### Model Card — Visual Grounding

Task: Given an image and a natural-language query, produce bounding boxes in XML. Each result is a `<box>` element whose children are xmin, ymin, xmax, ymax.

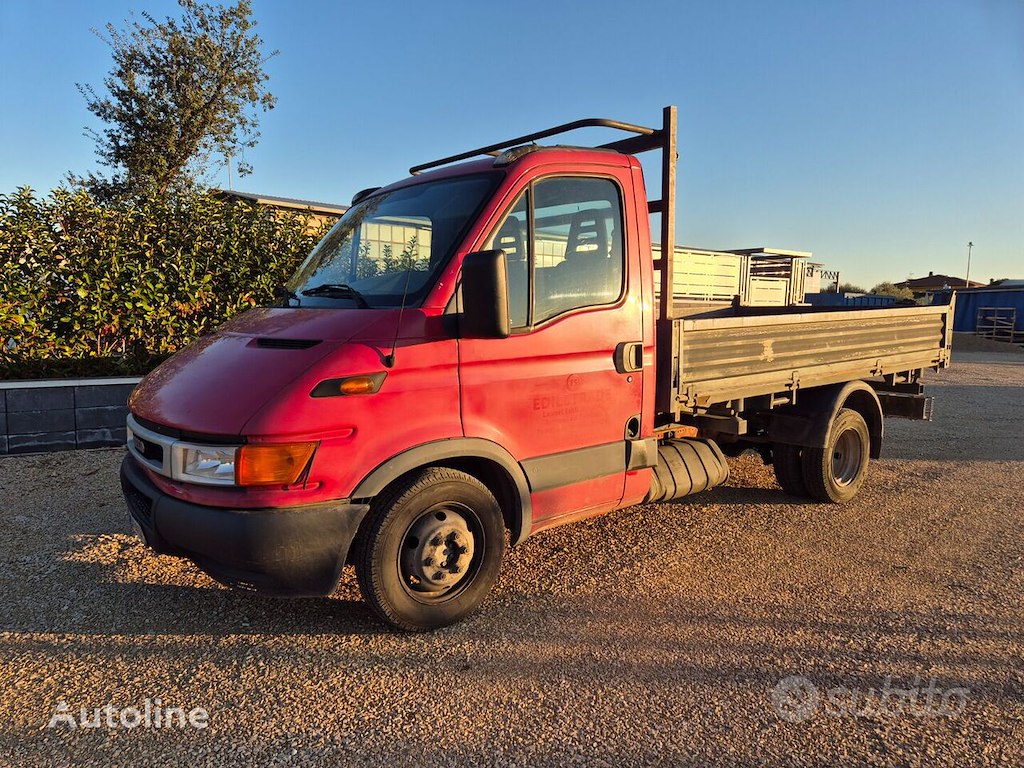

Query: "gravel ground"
<box><xmin>1</xmin><ymin>351</ymin><xmax>1022</xmax><ymax>767</ymax></box>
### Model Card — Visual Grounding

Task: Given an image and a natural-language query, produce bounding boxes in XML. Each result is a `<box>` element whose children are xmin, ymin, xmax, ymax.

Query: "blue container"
<box><xmin>805</xmin><ymin>292</ymin><xmax>898</xmax><ymax>308</ymax></box>
<box><xmin>931</xmin><ymin>288</ymin><xmax>1024</xmax><ymax>333</ymax></box>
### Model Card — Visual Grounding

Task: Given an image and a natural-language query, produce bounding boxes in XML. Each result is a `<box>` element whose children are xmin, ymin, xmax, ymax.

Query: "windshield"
<box><xmin>286</xmin><ymin>173</ymin><xmax>499</xmax><ymax>308</ymax></box>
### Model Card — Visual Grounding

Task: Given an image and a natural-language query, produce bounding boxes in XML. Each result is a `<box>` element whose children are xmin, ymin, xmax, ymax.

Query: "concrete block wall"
<box><xmin>0</xmin><ymin>377</ymin><xmax>141</xmax><ymax>455</ymax></box>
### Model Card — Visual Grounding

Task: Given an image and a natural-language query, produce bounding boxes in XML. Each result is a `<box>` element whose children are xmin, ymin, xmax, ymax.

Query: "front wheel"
<box><xmin>355</xmin><ymin>467</ymin><xmax>505</xmax><ymax>631</ymax></box>
<box><xmin>801</xmin><ymin>408</ymin><xmax>871</xmax><ymax>503</ymax></box>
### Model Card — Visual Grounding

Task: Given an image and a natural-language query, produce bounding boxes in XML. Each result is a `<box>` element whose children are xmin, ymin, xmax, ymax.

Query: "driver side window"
<box><xmin>485</xmin><ymin>177</ymin><xmax>624</xmax><ymax>329</ymax></box>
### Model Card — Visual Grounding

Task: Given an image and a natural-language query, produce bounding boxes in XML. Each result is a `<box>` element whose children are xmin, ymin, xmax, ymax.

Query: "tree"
<box><xmin>76</xmin><ymin>0</ymin><xmax>277</xmax><ymax>198</ymax></box>
<box><xmin>831</xmin><ymin>282</ymin><xmax>868</xmax><ymax>294</ymax></box>
<box><xmin>870</xmin><ymin>282</ymin><xmax>915</xmax><ymax>301</ymax></box>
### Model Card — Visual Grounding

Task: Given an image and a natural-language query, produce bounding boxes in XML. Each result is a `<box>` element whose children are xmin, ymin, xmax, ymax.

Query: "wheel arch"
<box><xmin>769</xmin><ymin>380</ymin><xmax>884</xmax><ymax>459</ymax></box>
<box><xmin>349</xmin><ymin>439</ymin><xmax>532</xmax><ymax>546</ymax></box>
<box><xmin>838</xmin><ymin>385</ymin><xmax>884</xmax><ymax>459</ymax></box>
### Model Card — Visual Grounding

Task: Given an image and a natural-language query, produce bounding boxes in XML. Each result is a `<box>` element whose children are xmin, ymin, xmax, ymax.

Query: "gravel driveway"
<box><xmin>1</xmin><ymin>350</ymin><xmax>1022</xmax><ymax>767</ymax></box>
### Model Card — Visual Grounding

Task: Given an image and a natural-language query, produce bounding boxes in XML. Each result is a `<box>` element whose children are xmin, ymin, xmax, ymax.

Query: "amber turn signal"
<box><xmin>236</xmin><ymin>442</ymin><xmax>317</xmax><ymax>486</ymax></box>
<box><xmin>339</xmin><ymin>376</ymin><xmax>379</xmax><ymax>395</ymax></box>
<box><xmin>310</xmin><ymin>372</ymin><xmax>387</xmax><ymax>398</ymax></box>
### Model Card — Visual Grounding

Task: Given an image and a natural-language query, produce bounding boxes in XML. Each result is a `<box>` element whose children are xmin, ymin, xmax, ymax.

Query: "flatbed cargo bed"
<box><xmin>662</xmin><ymin>302</ymin><xmax>954</xmax><ymax>415</ymax></box>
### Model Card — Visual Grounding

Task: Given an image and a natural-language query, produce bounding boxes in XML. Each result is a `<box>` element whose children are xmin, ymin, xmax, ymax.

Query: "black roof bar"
<box><xmin>409</xmin><ymin>117</ymin><xmax>660</xmax><ymax>175</ymax></box>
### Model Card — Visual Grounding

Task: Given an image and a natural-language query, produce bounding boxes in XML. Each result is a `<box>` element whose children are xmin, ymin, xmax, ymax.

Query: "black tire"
<box><xmin>800</xmin><ymin>408</ymin><xmax>870</xmax><ymax>503</ymax></box>
<box><xmin>772</xmin><ymin>443</ymin><xmax>807</xmax><ymax>497</ymax></box>
<box><xmin>355</xmin><ymin>467</ymin><xmax>505</xmax><ymax>631</ymax></box>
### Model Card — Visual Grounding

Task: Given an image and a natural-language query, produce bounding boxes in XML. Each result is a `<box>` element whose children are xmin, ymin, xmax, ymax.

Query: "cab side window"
<box><xmin>484</xmin><ymin>176</ymin><xmax>623</xmax><ymax>329</ymax></box>
<box><xmin>533</xmin><ymin>177</ymin><xmax>623</xmax><ymax>323</ymax></box>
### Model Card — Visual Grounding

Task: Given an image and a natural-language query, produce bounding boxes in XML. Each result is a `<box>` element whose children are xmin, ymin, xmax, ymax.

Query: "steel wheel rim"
<box><xmin>832</xmin><ymin>428</ymin><xmax>863</xmax><ymax>486</ymax></box>
<box><xmin>398</xmin><ymin>501</ymin><xmax>484</xmax><ymax>603</ymax></box>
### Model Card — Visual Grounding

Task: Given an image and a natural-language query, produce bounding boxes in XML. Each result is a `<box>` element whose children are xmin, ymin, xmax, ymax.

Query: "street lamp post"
<box><xmin>965</xmin><ymin>241</ymin><xmax>973</xmax><ymax>287</ymax></box>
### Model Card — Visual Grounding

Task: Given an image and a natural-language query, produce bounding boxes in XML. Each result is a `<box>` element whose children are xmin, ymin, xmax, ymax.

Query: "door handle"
<box><xmin>614</xmin><ymin>341</ymin><xmax>643</xmax><ymax>374</ymax></box>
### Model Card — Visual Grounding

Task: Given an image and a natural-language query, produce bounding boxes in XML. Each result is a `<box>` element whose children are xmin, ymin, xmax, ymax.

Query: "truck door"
<box><xmin>458</xmin><ymin>173</ymin><xmax>645</xmax><ymax>527</ymax></box>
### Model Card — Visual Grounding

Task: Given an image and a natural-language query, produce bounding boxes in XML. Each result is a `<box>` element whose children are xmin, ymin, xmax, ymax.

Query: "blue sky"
<box><xmin>1</xmin><ymin>0</ymin><xmax>1021</xmax><ymax>288</ymax></box>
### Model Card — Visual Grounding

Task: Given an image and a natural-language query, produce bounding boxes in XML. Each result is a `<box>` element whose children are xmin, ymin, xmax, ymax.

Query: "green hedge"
<box><xmin>0</xmin><ymin>187</ymin><xmax>335</xmax><ymax>379</ymax></box>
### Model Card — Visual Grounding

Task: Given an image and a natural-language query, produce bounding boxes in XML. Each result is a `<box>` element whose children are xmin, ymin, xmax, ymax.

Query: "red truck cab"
<box><xmin>121</xmin><ymin>116</ymin><xmax>667</xmax><ymax>630</ymax></box>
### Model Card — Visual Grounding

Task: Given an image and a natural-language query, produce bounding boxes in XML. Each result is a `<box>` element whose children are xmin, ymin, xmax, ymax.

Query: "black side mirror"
<box><xmin>460</xmin><ymin>249</ymin><xmax>511</xmax><ymax>339</ymax></box>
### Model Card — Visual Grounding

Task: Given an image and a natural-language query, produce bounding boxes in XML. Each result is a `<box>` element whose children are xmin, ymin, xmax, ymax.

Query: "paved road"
<box><xmin>1</xmin><ymin>351</ymin><xmax>1021</xmax><ymax>766</ymax></box>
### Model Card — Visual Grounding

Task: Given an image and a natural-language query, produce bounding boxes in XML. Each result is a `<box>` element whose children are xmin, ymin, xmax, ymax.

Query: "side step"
<box><xmin>646</xmin><ymin>438</ymin><xmax>730</xmax><ymax>503</ymax></box>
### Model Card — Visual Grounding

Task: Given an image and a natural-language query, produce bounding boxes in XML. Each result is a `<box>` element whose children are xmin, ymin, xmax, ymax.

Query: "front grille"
<box><xmin>131</xmin><ymin>415</ymin><xmax>243</xmax><ymax>446</ymax></box>
<box><xmin>133</xmin><ymin>435</ymin><xmax>163</xmax><ymax>464</ymax></box>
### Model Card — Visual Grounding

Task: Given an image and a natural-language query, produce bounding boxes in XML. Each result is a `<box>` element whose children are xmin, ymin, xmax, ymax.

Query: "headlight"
<box><xmin>166</xmin><ymin>440</ymin><xmax>317</xmax><ymax>487</ymax></box>
<box><xmin>173</xmin><ymin>444</ymin><xmax>239</xmax><ymax>485</ymax></box>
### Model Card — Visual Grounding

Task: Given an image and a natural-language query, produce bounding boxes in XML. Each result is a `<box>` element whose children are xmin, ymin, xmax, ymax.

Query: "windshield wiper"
<box><xmin>300</xmin><ymin>283</ymin><xmax>370</xmax><ymax>308</ymax></box>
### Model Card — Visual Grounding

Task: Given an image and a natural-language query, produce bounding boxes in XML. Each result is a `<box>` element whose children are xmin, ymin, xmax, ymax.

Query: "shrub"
<box><xmin>870</xmin><ymin>282</ymin><xmax>916</xmax><ymax>301</ymax></box>
<box><xmin>832</xmin><ymin>282</ymin><xmax>868</xmax><ymax>295</ymax></box>
<box><xmin>0</xmin><ymin>187</ymin><xmax>334</xmax><ymax>379</ymax></box>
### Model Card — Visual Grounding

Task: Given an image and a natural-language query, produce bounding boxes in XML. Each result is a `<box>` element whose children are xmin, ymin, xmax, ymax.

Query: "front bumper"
<box><xmin>120</xmin><ymin>455</ymin><xmax>370</xmax><ymax>596</ymax></box>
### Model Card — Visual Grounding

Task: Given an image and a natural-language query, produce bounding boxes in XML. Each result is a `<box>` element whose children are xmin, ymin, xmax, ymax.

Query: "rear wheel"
<box><xmin>801</xmin><ymin>408</ymin><xmax>870</xmax><ymax>503</ymax></box>
<box><xmin>772</xmin><ymin>443</ymin><xmax>807</xmax><ymax>497</ymax></box>
<box><xmin>355</xmin><ymin>467</ymin><xmax>505</xmax><ymax>631</ymax></box>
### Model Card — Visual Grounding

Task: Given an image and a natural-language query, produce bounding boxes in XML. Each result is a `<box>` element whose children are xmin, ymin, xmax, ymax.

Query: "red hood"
<box><xmin>129</xmin><ymin>308</ymin><xmax>391</xmax><ymax>435</ymax></box>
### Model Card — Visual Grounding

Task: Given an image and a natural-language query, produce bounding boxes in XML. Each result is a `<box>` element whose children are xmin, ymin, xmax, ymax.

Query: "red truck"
<box><xmin>121</xmin><ymin>107</ymin><xmax>953</xmax><ymax>630</ymax></box>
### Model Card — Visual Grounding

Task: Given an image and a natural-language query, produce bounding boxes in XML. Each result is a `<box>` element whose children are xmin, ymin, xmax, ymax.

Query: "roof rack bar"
<box><xmin>409</xmin><ymin>117</ymin><xmax>658</xmax><ymax>175</ymax></box>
